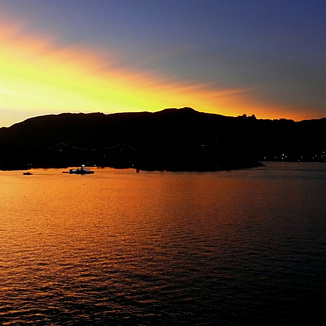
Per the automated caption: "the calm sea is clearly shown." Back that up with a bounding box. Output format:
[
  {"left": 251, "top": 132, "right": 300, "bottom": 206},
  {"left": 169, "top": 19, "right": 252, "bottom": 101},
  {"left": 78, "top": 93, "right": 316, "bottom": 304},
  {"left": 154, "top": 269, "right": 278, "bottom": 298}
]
[{"left": 0, "top": 162, "right": 325, "bottom": 325}]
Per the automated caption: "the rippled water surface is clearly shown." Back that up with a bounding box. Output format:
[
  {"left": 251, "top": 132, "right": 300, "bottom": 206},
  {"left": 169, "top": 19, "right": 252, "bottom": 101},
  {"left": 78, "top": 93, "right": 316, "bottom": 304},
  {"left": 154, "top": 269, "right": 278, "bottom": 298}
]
[{"left": 1, "top": 162, "right": 326, "bottom": 325}]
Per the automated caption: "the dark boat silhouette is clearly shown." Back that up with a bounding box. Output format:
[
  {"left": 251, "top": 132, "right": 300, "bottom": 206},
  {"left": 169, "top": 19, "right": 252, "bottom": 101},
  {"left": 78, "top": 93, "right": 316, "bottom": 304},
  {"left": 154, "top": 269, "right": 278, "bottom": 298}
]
[{"left": 69, "top": 165, "right": 94, "bottom": 174}]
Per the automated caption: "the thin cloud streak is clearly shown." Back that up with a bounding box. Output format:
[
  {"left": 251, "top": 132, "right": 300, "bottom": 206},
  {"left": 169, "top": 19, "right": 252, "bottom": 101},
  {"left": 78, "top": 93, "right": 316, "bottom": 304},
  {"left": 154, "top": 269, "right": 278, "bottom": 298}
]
[{"left": 0, "top": 18, "right": 306, "bottom": 126}]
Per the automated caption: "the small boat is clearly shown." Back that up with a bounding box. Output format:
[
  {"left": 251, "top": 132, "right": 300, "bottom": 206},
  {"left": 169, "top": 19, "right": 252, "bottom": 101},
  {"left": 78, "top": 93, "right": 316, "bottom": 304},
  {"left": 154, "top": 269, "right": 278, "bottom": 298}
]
[
  {"left": 69, "top": 165, "right": 94, "bottom": 175},
  {"left": 23, "top": 172, "right": 33, "bottom": 175}
]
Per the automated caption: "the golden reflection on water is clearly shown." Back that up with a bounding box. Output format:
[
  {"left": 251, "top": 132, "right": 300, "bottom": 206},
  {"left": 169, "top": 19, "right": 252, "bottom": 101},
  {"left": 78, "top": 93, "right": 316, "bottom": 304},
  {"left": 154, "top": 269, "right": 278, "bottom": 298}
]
[
  {"left": 1, "top": 166, "right": 324, "bottom": 250},
  {"left": 0, "top": 166, "right": 322, "bottom": 255},
  {"left": 0, "top": 168, "right": 247, "bottom": 277},
  {"left": 0, "top": 164, "right": 325, "bottom": 324}
]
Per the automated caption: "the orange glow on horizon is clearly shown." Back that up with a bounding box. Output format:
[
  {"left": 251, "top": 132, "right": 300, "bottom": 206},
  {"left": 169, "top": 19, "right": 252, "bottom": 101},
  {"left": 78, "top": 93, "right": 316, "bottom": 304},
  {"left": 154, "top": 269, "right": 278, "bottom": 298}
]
[{"left": 0, "top": 18, "right": 318, "bottom": 126}]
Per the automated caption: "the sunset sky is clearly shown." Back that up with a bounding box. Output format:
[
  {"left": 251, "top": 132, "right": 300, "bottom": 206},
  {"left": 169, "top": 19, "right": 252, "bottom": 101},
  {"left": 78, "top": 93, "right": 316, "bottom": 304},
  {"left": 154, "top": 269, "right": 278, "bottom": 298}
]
[{"left": 0, "top": 0, "right": 325, "bottom": 126}]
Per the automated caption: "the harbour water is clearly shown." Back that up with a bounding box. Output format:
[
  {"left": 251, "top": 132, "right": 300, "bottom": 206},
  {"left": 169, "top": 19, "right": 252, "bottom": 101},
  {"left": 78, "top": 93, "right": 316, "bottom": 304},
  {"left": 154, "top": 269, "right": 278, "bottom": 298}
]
[{"left": 0, "top": 162, "right": 325, "bottom": 325}]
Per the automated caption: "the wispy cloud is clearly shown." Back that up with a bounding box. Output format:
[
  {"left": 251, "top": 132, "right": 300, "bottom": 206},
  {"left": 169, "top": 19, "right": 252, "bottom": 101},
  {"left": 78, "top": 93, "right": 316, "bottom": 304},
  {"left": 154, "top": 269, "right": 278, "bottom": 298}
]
[{"left": 0, "top": 16, "right": 307, "bottom": 126}]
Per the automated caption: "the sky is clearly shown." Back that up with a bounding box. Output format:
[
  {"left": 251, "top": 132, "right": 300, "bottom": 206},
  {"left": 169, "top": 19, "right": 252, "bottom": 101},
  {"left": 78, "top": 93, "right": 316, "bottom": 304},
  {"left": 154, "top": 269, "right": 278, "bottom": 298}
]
[{"left": 0, "top": 0, "right": 325, "bottom": 126}]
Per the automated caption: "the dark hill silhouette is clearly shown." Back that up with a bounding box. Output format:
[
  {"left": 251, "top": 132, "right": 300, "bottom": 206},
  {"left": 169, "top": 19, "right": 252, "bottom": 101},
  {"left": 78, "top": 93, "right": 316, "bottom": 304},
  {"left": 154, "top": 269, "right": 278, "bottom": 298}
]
[{"left": 0, "top": 107, "right": 325, "bottom": 170}]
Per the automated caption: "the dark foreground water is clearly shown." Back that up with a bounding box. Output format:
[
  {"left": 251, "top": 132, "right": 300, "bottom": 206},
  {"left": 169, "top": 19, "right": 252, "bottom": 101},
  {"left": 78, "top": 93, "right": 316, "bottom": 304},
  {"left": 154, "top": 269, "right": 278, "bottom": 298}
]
[{"left": 0, "top": 162, "right": 325, "bottom": 325}]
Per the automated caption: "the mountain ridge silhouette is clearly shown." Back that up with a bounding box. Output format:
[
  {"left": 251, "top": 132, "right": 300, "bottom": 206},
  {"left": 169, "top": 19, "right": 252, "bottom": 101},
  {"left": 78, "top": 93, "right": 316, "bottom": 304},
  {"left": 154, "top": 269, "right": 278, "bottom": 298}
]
[{"left": 0, "top": 107, "right": 325, "bottom": 170}]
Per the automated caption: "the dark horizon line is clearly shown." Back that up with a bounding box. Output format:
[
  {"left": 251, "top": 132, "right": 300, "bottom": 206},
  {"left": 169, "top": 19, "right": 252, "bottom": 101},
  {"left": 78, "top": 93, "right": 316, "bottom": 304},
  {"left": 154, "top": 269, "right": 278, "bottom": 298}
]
[{"left": 3, "top": 107, "right": 326, "bottom": 129}]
